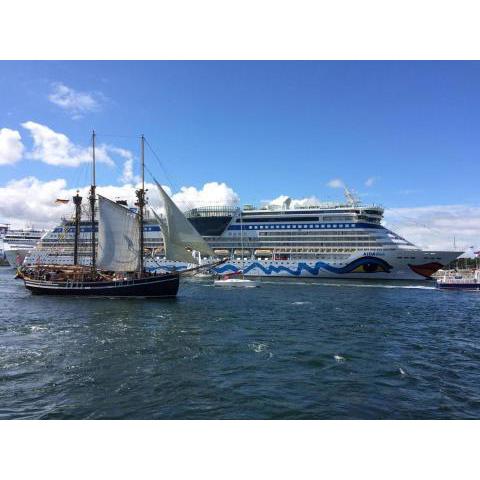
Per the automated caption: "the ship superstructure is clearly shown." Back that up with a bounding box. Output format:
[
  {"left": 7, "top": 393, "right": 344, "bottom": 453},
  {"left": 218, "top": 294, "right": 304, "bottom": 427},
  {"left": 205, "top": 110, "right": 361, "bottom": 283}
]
[{"left": 24, "top": 194, "right": 461, "bottom": 280}]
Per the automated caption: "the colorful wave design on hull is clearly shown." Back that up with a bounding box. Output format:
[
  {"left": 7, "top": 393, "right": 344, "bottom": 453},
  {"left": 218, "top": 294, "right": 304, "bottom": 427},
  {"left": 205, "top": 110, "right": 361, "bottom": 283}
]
[
  {"left": 214, "top": 256, "right": 393, "bottom": 276},
  {"left": 147, "top": 264, "right": 189, "bottom": 272}
]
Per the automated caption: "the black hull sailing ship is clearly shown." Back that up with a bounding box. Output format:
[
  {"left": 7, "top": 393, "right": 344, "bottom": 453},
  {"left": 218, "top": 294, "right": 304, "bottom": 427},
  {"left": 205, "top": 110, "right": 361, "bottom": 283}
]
[
  {"left": 24, "top": 272, "right": 179, "bottom": 297},
  {"left": 22, "top": 132, "right": 215, "bottom": 297}
]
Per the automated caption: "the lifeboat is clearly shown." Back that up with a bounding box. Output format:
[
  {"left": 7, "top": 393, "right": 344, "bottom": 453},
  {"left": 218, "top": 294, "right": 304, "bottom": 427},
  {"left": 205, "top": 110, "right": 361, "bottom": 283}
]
[
  {"left": 254, "top": 249, "right": 272, "bottom": 257},
  {"left": 234, "top": 249, "right": 251, "bottom": 256}
]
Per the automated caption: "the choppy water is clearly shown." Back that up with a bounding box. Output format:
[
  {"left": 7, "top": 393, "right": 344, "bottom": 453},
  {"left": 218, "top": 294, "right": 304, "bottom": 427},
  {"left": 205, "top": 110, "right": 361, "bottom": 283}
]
[{"left": 1, "top": 267, "right": 480, "bottom": 419}]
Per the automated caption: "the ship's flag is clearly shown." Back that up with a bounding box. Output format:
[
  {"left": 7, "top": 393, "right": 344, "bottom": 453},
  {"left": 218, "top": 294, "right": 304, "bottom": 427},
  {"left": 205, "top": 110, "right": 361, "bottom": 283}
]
[{"left": 55, "top": 198, "right": 69, "bottom": 205}]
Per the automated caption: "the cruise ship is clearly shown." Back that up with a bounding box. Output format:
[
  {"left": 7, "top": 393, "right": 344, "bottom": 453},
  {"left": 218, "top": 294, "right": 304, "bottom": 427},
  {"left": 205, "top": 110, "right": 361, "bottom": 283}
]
[
  {"left": 3, "top": 228, "right": 46, "bottom": 268},
  {"left": 23, "top": 193, "right": 461, "bottom": 280},
  {"left": 0, "top": 224, "right": 8, "bottom": 263}
]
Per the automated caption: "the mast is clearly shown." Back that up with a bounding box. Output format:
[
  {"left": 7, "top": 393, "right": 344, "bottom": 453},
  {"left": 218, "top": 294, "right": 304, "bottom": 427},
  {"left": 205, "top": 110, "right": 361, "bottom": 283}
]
[
  {"left": 136, "top": 134, "right": 146, "bottom": 274},
  {"left": 240, "top": 207, "right": 244, "bottom": 272},
  {"left": 73, "top": 190, "right": 82, "bottom": 265},
  {"left": 90, "top": 130, "right": 96, "bottom": 271}
]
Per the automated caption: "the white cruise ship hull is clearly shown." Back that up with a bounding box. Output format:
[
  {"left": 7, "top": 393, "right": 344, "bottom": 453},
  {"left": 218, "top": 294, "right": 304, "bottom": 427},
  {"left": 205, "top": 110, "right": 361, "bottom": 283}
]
[
  {"left": 4, "top": 249, "right": 30, "bottom": 268},
  {"left": 22, "top": 250, "right": 459, "bottom": 281},
  {"left": 146, "top": 250, "right": 460, "bottom": 281},
  {"left": 133, "top": 250, "right": 457, "bottom": 281}
]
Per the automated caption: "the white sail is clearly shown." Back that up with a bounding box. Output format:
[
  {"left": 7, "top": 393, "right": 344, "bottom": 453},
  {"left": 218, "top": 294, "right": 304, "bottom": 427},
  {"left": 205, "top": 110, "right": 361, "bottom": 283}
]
[
  {"left": 154, "top": 180, "right": 215, "bottom": 263},
  {"left": 151, "top": 208, "right": 198, "bottom": 264},
  {"left": 97, "top": 195, "right": 140, "bottom": 272}
]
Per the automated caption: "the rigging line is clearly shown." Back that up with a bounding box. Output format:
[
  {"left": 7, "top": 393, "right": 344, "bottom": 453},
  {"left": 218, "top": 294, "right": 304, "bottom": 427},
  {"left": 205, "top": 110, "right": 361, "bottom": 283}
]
[
  {"left": 143, "top": 164, "right": 168, "bottom": 214},
  {"left": 143, "top": 138, "right": 200, "bottom": 214},
  {"left": 143, "top": 138, "right": 179, "bottom": 192},
  {"left": 145, "top": 166, "right": 199, "bottom": 216},
  {"left": 145, "top": 138, "right": 199, "bottom": 211}
]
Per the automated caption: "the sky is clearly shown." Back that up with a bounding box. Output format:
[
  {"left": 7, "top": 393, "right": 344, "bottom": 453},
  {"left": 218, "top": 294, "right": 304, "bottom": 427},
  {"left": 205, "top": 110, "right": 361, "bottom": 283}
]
[{"left": 1, "top": 60, "right": 480, "bottom": 251}]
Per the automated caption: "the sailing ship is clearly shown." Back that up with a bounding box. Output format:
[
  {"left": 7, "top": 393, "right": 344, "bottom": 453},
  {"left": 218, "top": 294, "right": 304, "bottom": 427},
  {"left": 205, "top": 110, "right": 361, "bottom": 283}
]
[{"left": 22, "top": 132, "right": 215, "bottom": 297}]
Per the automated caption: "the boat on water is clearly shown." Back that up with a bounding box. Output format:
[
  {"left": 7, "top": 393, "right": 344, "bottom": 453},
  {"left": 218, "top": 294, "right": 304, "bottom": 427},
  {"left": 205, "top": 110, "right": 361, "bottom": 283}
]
[
  {"left": 23, "top": 266, "right": 180, "bottom": 297},
  {"left": 214, "top": 204, "right": 258, "bottom": 287},
  {"left": 193, "top": 272, "right": 214, "bottom": 279},
  {"left": 2, "top": 228, "right": 46, "bottom": 268},
  {"left": 22, "top": 132, "right": 216, "bottom": 297},
  {"left": 23, "top": 192, "right": 462, "bottom": 283},
  {"left": 436, "top": 269, "right": 480, "bottom": 291},
  {"left": 214, "top": 271, "right": 259, "bottom": 288}
]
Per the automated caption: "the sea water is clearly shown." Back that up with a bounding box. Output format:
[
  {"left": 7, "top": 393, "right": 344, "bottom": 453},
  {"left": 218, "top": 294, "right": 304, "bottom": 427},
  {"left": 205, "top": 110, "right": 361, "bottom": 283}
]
[{"left": 1, "top": 267, "right": 480, "bottom": 419}]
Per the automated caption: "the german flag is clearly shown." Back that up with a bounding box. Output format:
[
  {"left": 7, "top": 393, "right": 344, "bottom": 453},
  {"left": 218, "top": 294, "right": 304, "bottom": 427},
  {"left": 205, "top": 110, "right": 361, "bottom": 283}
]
[{"left": 55, "top": 198, "right": 69, "bottom": 205}]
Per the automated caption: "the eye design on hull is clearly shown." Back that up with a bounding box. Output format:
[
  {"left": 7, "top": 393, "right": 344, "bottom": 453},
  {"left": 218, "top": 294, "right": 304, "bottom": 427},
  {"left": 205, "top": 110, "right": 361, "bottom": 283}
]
[
  {"left": 341, "top": 256, "right": 393, "bottom": 274},
  {"left": 350, "top": 261, "right": 390, "bottom": 273}
]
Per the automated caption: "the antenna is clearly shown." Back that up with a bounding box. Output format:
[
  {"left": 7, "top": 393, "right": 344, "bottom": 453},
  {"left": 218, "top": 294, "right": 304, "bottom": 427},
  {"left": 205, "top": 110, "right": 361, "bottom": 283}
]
[
  {"left": 344, "top": 186, "right": 359, "bottom": 207},
  {"left": 240, "top": 208, "right": 244, "bottom": 272}
]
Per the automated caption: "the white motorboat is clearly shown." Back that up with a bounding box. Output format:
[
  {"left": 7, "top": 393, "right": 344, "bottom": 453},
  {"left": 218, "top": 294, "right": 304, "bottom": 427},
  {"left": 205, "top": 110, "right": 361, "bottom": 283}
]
[
  {"left": 214, "top": 214, "right": 259, "bottom": 287},
  {"left": 214, "top": 277, "right": 258, "bottom": 287},
  {"left": 194, "top": 272, "right": 214, "bottom": 279}
]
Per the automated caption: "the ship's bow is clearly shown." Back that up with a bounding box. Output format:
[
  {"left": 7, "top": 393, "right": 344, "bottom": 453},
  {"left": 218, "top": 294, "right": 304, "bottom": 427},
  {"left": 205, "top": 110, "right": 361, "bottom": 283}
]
[{"left": 408, "top": 250, "right": 462, "bottom": 278}]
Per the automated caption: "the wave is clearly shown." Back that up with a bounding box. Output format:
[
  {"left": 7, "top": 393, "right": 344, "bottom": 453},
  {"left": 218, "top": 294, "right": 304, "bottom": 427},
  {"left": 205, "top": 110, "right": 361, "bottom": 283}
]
[{"left": 252, "top": 280, "right": 436, "bottom": 290}]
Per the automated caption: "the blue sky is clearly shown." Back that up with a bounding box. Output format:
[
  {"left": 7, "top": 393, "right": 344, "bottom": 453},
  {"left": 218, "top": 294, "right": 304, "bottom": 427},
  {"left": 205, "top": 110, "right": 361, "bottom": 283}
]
[
  {"left": 1, "top": 61, "right": 479, "bottom": 204},
  {"left": 1, "top": 61, "right": 480, "bottom": 249}
]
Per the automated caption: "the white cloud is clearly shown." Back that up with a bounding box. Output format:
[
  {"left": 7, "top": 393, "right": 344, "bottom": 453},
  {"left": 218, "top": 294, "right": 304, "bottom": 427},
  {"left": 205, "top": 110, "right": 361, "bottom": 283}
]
[
  {"left": 110, "top": 147, "right": 140, "bottom": 184},
  {"left": 365, "top": 176, "right": 378, "bottom": 187},
  {"left": 266, "top": 194, "right": 321, "bottom": 209},
  {"left": 21, "top": 121, "right": 116, "bottom": 167},
  {"left": 121, "top": 157, "right": 135, "bottom": 183},
  {"left": 327, "top": 178, "right": 344, "bottom": 189},
  {"left": 384, "top": 204, "right": 480, "bottom": 252},
  {"left": 0, "top": 177, "right": 72, "bottom": 227},
  {"left": 0, "top": 128, "right": 24, "bottom": 165},
  {"left": 170, "top": 182, "right": 239, "bottom": 211},
  {"left": 48, "top": 83, "right": 102, "bottom": 119},
  {"left": 0, "top": 177, "right": 239, "bottom": 228}
]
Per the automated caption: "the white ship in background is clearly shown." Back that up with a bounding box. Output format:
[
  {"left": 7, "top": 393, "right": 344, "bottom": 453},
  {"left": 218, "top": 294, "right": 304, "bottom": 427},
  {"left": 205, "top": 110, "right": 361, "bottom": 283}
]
[
  {"left": 0, "top": 224, "right": 8, "bottom": 262},
  {"left": 2, "top": 228, "right": 46, "bottom": 268},
  {"left": 22, "top": 188, "right": 461, "bottom": 281}
]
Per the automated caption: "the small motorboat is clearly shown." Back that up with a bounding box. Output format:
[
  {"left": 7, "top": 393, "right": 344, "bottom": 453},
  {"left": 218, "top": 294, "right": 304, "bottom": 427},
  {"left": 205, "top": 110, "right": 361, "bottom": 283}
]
[
  {"left": 194, "top": 271, "right": 214, "bottom": 279},
  {"left": 213, "top": 277, "right": 259, "bottom": 287},
  {"left": 213, "top": 271, "right": 259, "bottom": 288},
  {"left": 436, "top": 269, "right": 480, "bottom": 290},
  {"left": 214, "top": 212, "right": 259, "bottom": 288}
]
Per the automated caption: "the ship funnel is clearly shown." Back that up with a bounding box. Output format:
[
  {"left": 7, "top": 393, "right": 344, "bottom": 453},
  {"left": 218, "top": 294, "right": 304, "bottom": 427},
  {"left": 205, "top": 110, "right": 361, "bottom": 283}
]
[{"left": 283, "top": 197, "right": 292, "bottom": 210}]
